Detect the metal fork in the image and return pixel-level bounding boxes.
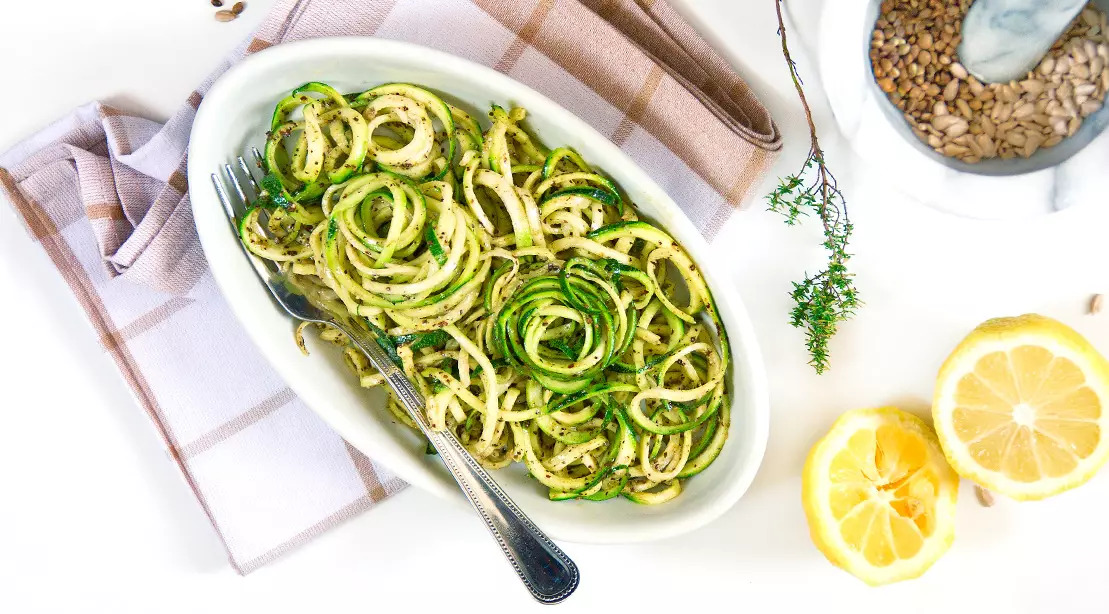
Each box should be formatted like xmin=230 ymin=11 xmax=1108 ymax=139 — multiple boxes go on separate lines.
xmin=212 ymin=150 xmax=579 ymax=604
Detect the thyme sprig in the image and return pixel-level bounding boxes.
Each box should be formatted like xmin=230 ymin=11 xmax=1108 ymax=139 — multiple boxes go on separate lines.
xmin=769 ymin=0 xmax=859 ymax=374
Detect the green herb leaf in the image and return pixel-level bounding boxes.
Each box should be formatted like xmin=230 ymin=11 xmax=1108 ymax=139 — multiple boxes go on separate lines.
xmin=392 ymin=329 xmax=449 ymax=351
xmin=365 ymin=319 xmax=403 ymax=369
xmin=769 ymin=0 xmax=860 ymax=374
xmin=260 ymin=173 xmax=294 ymax=209
xmin=548 ymin=338 xmax=578 ymax=360
xmin=424 ymin=221 xmax=447 ymax=266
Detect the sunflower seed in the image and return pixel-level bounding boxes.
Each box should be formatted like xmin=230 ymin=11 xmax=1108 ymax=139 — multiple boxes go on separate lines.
xmin=1013 ymin=102 xmax=1035 ymax=118
xmin=974 ymin=485 xmax=995 ymax=507
xmin=1091 ymin=57 xmax=1105 ymax=77
xmin=944 ymin=118 xmax=970 ymax=137
xmin=994 ymin=102 xmax=1014 ymax=122
xmin=932 ymin=114 xmax=961 ymax=131
xmin=1022 ymin=133 xmax=1043 ymax=157
xmin=966 ymin=79 xmax=984 ymax=98
xmin=976 ymin=133 xmax=996 ymax=157
xmin=1019 ymin=80 xmax=1045 ymax=95
xmin=981 ymin=116 xmax=996 ymax=137
xmin=956 ymin=98 xmax=973 ymax=118
xmin=944 ymin=79 xmax=960 ymax=101
xmin=1005 ymin=131 xmax=1027 ymax=147
xmin=1072 ymin=43 xmax=1089 ymax=64
xmin=1085 ymin=7 xmax=1101 ymax=27
xmin=966 ymin=134 xmax=984 ymax=157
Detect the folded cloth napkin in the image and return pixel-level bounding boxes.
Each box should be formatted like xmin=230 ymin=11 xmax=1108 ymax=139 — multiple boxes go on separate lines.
xmin=0 ymin=0 xmax=780 ymax=574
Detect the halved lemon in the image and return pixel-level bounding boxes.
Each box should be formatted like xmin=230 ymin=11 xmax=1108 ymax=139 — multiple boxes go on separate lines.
xmin=932 ymin=314 xmax=1109 ymax=500
xmin=802 ymin=407 xmax=959 ymax=586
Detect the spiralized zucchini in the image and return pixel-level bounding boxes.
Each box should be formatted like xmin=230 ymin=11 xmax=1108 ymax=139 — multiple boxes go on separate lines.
xmin=242 ymin=82 xmax=732 ymax=504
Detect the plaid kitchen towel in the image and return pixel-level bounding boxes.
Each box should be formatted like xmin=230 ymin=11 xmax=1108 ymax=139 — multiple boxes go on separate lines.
xmin=0 ymin=0 xmax=780 ymax=574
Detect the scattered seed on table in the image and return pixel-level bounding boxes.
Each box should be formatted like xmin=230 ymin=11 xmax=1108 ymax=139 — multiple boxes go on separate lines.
xmin=232 ymin=1 xmax=246 ymax=14
xmin=974 ymin=485 xmax=995 ymax=508
xmin=215 ymin=8 xmax=237 ymax=21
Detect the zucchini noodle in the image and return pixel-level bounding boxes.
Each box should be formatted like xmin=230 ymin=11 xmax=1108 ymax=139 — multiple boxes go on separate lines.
xmin=241 ymin=82 xmax=733 ymax=504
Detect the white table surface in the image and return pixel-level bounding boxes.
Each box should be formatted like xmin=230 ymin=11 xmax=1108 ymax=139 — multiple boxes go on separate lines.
xmin=2 ymin=1 xmax=1108 ymax=612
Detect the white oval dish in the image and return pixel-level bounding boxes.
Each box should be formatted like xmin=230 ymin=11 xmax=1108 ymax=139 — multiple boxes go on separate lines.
xmin=188 ymin=37 xmax=769 ymax=544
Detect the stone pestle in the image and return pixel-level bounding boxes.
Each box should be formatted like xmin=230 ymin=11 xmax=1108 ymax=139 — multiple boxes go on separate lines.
xmin=959 ymin=0 xmax=1089 ymax=84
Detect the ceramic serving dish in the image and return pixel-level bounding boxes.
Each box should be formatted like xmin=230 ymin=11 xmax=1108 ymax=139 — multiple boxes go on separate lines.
xmin=188 ymin=36 xmax=769 ymax=543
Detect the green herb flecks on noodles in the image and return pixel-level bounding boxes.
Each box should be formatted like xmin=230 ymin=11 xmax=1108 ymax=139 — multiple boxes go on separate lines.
xmin=242 ymin=82 xmax=732 ymax=504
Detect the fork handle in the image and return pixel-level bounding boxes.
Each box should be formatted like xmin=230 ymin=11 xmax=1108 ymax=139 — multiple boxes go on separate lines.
xmin=332 ymin=320 xmax=580 ymax=604
xmin=424 ymin=427 xmax=580 ymax=603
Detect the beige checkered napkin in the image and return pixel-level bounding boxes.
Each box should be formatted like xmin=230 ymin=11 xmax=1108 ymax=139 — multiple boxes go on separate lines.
xmin=0 ymin=0 xmax=779 ymax=574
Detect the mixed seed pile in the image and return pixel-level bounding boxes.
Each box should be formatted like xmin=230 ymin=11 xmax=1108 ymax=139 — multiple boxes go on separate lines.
xmin=870 ymin=0 xmax=1109 ymax=163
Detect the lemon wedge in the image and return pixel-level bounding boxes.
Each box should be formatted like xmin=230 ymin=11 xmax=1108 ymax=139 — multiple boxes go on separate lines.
xmin=932 ymin=314 xmax=1109 ymax=500
xmin=802 ymin=407 xmax=959 ymax=586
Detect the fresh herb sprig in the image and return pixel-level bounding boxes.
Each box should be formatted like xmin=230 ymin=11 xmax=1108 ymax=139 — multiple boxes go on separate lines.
xmin=769 ymin=0 xmax=859 ymax=374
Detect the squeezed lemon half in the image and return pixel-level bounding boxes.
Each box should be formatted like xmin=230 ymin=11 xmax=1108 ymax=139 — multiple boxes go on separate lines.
xmin=802 ymin=407 xmax=959 ymax=586
xmin=932 ymin=314 xmax=1109 ymax=500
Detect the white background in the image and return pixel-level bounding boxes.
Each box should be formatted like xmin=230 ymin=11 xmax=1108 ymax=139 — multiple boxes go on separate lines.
xmin=2 ymin=1 xmax=1108 ymax=612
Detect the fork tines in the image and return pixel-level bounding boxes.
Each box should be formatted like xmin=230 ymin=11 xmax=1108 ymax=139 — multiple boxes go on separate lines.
xmin=212 ymin=147 xmax=267 ymax=221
